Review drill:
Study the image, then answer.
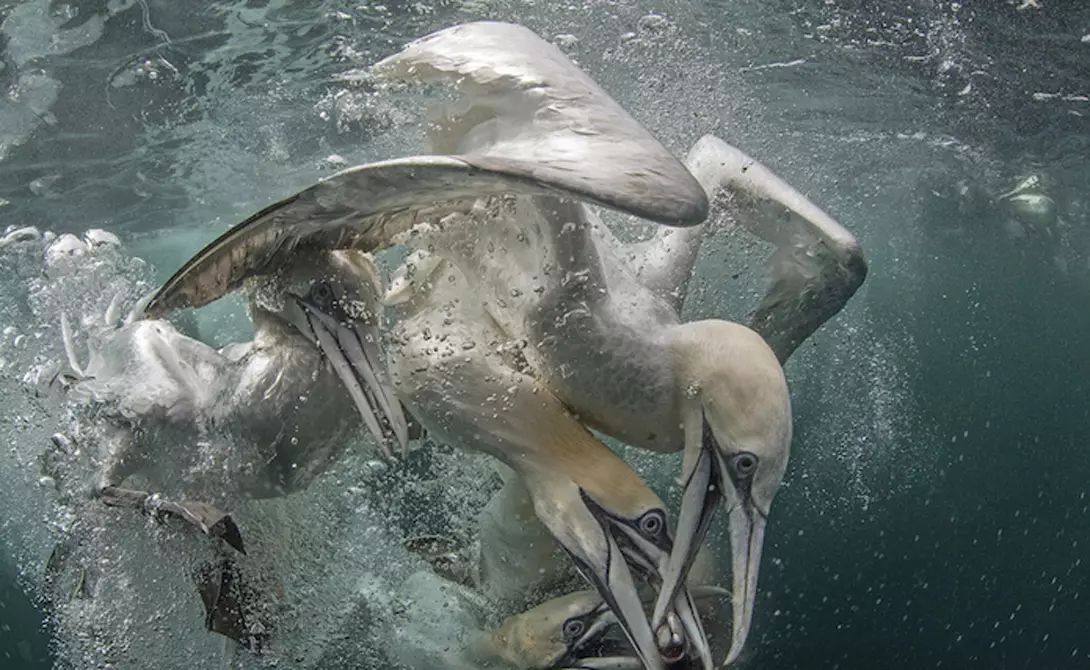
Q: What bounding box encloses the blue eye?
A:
[562,617,585,640]
[732,452,758,477]
[639,509,665,537]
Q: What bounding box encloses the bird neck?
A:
[666,320,738,381]
[248,304,305,349]
[666,318,792,457]
[666,318,782,396]
[511,405,657,521]
[664,321,728,419]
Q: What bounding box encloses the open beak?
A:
[559,585,730,670]
[284,292,408,460]
[651,423,767,666]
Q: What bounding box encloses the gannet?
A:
[400,505,726,670]
[344,250,705,669]
[139,20,866,666]
[462,587,646,670]
[56,248,408,552]
[456,584,728,670]
[457,457,727,622]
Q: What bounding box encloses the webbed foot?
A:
[195,557,265,650]
[100,486,246,554]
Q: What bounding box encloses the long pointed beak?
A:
[285,294,408,460]
[563,658,644,670]
[651,430,768,665]
[556,620,643,670]
[570,496,668,670]
[651,437,722,631]
[670,588,714,668]
[608,508,714,667]
[582,535,666,670]
[723,498,766,665]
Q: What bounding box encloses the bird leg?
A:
[99,486,246,554]
[94,426,246,554]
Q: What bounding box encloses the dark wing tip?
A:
[750,235,868,365]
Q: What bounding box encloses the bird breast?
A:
[398,193,687,452]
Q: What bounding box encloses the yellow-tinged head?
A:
[514,412,681,670]
[654,319,792,666]
[466,589,618,669]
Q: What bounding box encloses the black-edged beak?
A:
[721,485,766,665]
[651,418,767,666]
[556,656,643,670]
[569,491,670,670]
[551,599,641,670]
[284,289,408,460]
[606,508,714,668]
[554,585,730,670]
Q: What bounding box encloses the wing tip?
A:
[835,234,868,295]
[674,181,711,226]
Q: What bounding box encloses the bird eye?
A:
[562,617,585,641]
[638,509,665,538]
[309,282,334,308]
[731,451,759,477]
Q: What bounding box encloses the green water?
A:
[1,0,1088,667]
[0,569,52,669]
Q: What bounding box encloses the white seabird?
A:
[46,246,416,645]
[60,248,409,541]
[141,20,866,667]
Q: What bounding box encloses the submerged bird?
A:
[140,21,866,666]
[324,250,705,669]
[455,582,729,670]
[384,561,724,670]
[57,248,407,549]
[400,503,727,670]
[45,246,413,644]
[461,587,646,670]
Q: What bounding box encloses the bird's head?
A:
[522,425,713,670]
[266,250,408,459]
[655,319,792,665]
[469,589,632,669]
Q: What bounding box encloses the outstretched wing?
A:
[634,134,867,363]
[372,21,706,211]
[144,21,707,319]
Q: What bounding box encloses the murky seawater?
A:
[1,1,1088,668]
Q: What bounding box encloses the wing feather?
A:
[634,134,867,363]
[146,22,711,318]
